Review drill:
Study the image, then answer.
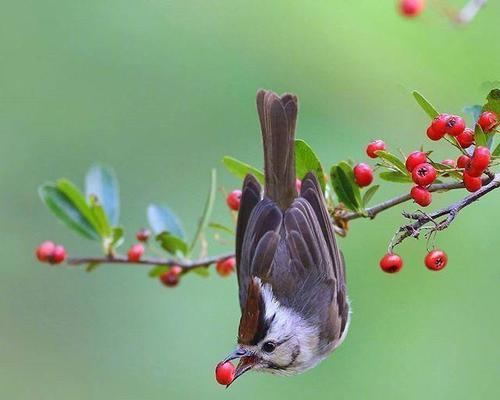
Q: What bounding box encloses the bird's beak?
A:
[222,347,258,387]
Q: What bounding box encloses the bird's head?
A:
[222,278,324,384]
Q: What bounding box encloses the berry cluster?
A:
[361,110,498,274]
[36,241,67,264]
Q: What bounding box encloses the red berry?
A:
[379,253,403,273]
[36,241,56,262]
[160,266,182,287]
[477,111,498,132]
[426,126,444,141]
[136,228,150,242]
[366,140,386,158]
[405,151,427,172]
[469,146,491,175]
[216,257,236,277]
[353,163,373,187]
[127,243,144,262]
[463,172,482,192]
[456,128,474,149]
[398,0,425,17]
[425,250,448,271]
[51,245,67,264]
[215,362,235,386]
[226,190,242,211]
[428,114,449,140]
[410,186,432,207]
[295,179,302,194]
[444,115,465,136]
[411,163,436,187]
[457,155,470,169]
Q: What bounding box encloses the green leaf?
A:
[110,227,124,248]
[294,140,326,192]
[86,262,101,273]
[430,162,462,181]
[56,179,101,234]
[379,171,413,183]
[38,183,100,240]
[362,185,380,207]
[482,88,500,116]
[190,169,217,252]
[147,204,185,239]
[148,265,169,277]
[412,91,439,119]
[208,222,235,235]
[222,156,265,184]
[330,162,362,212]
[89,195,112,237]
[492,142,500,157]
[156,232,188,256]
[474,123,488,147]
[85,165,120,226]
[375,150,408,175]
[191,266,210,277]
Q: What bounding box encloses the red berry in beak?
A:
[216,257,236,277]
[411,163,436,187]
[405,151,427,172]
[425,250,448,271]
[226,190,242,211]
[353,163,373,187]
[444,115,465,136]
[127,243,145,262]
[456,128,474,149]
[478,111,498,132]
[215,361,235,386]
[366,140,386,158]
[410,186,432,207]
[398,0,425,17]
[160,266,182,287]
[463,172,482,192]
[36,241,56,262]
[379,253,403,273]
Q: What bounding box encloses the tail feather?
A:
[256,89,298,209]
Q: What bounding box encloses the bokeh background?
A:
[1,1,499,399]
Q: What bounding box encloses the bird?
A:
[221,89,350,384]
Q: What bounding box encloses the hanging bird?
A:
[220,90,350,384]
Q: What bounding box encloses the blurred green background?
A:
[1,1,499,399]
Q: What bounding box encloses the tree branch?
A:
[66,252,234,272]
[389,173,500,249]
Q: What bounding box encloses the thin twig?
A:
[66,252,234,272]
[390,173,500,249]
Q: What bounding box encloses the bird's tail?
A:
[256,89,298,209]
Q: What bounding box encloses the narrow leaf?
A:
[147,204,185,239]
[294,140,326,192]
[89,195,112,237]
[412,91,439,119]
[222,156,264,184]
[430,162,462,181]
[208,222,235,235]
[375,150,408,175]
[330,163,361,212]
[362,185,380,207]
[38,184,100,240]
[474,123,488,147]
[482,88,500,116]
[110,227,124,248]
[379,171,413,183]
[86,262,101,273]
[190,169,217,252]
[56,179,101,234]
[85,165,120,226]
[156,232,189,256]
[191,266,210,277]
[492,142,500,157]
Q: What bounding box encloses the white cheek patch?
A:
[256,280,321,374]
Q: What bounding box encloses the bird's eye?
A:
[262,341,276,353]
